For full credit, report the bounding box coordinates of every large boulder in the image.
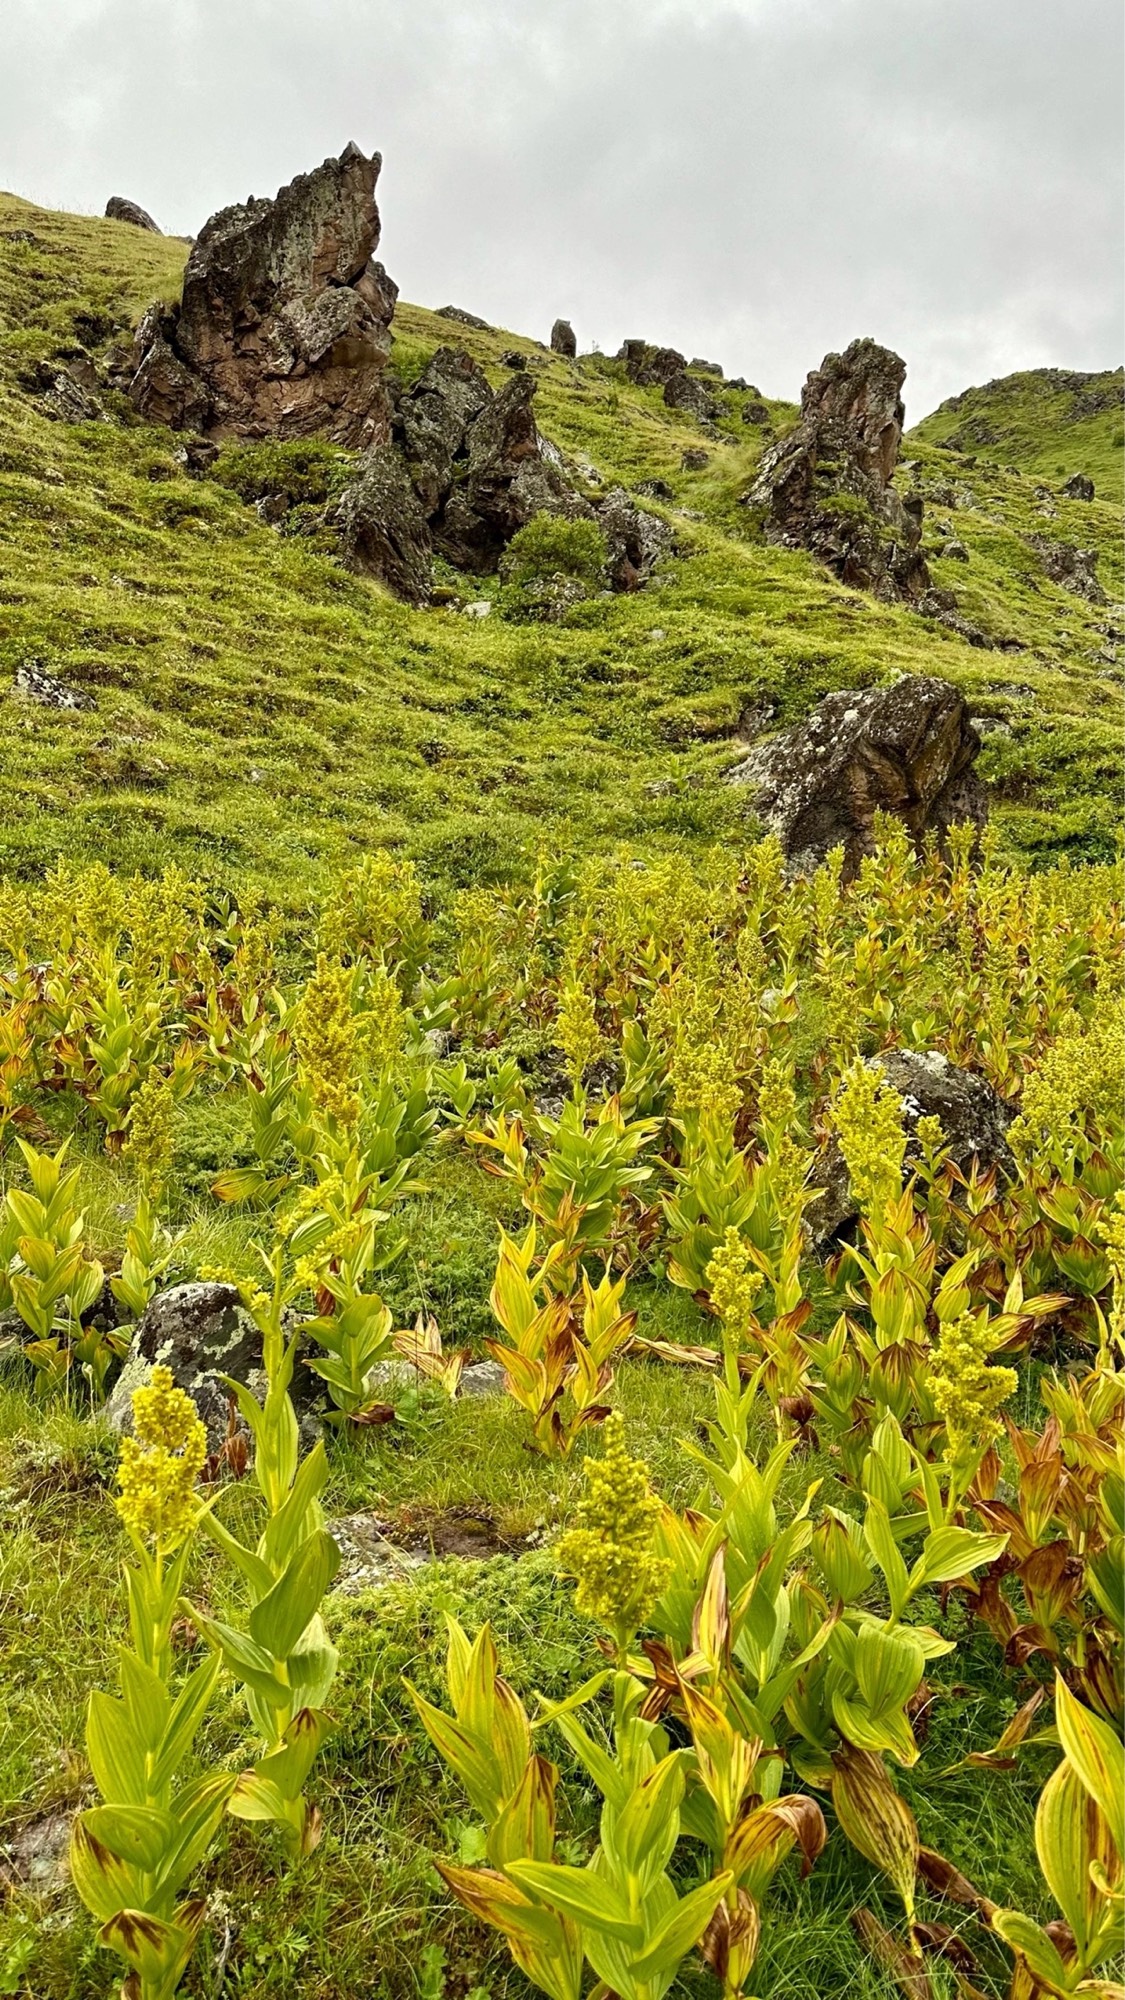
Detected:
[435,372,591,569]
[744,337,929,601]
[726,674,986,879]
[129,142,397,446]
[104,1281,323,1450]
[550,318,577,357]
[597,487,674,590]
[105,195,160,232]
[806,1049,1016,1250]
[619,340,687,389]
[663,369,719,421]
[1030,537,1106,603]
[335,447,434,604]
[398,345,493,514]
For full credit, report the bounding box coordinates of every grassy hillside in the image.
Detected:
[911,365,1125,492]
[0,190,1121,907]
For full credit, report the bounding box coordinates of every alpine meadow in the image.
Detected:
[0,111,1122,2000]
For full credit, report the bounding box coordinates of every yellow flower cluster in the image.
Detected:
[1095,1191,1125,1355]
[359,963,406,1079]
[1008,1009,1125,1166]
[557,1412,669,1644]
[705,1227,764,1349]
[554,975,602,1086]
[292,955,361,1128]
[122,1072,175,1196]
[116,1365,207,1548]
[831,1060,907,1221]
[930,1311,1018,1463]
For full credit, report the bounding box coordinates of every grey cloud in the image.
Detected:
[3,0,1121,415]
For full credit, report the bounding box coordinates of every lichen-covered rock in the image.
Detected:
[619,340,687,388]
[550,318,577,357]
[1060,473,1095,501]
[1031,537,1106,603]
[436,372,590,569]
[130,142,396,446]
[726,674,986,879]
[105,195,160,232]
[663,369,718,421]
[334,447,434,604]
[744,337,929,601]
[398,345,492,514]
[104,1281,323,1449]
[12,659,96,710]
[805,1049,1015,1249]
[597,486,674,591]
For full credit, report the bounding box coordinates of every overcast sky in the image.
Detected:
[4,0,1121,418]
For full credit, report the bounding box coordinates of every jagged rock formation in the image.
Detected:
[105,195,160,232]
[726,674,986,878]
[1061,473,1095,501]
[744,337,929,601]
[551,318,577,357]
[1032,537,1106,601]
[334,350,672,601]
[805,1049,1015,1249]
[129,142,397,446]
[335,345,631,598]
[334,448,434,605]
[619,340,686,388]
[597,487,675,591]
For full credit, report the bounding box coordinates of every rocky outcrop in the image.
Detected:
[743,337,929,601]
[619,340,687,388]
[335,346,594,592]
[129,142,397,446]
[334,447,433,604]
[435,304,491,330]
[597,487,674,591]
[1060,473,1094,501]
[551,319,577,357]
[12,659,96,710]
[726,674,986,879]
[1031,537,1106,603]
[663,369,719,421]
[105,1281,323,1450]
[105,196,160,232]
[806,1049,1015,1249]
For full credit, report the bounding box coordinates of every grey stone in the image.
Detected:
[550,319,577,357]
[104,1281,323,1450]
[681,447,710,471]
[335,445,433,604]
[1031,538,1106,603]
[726,674,986,880]
[806,1049,1015,1250]
[12,659,96,710]
[597,486,674,591]
[743,337,929,602]
[105,195,160,232]
[1060,473,1095,501]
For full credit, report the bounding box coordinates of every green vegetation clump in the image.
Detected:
[0,832,1120,1998]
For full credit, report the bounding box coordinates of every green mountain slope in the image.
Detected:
[0,189,1121,900]
[911,364,1125,491]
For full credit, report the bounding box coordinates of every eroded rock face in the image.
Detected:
[744,337,929,601]
[551,318,577,357]
[105,195,160,232]
[597,486,675,591]
[334,447,434,605]
[726,674,986,879]
[129,142,397,446]
[1061,473,1095,501]
[806,1050,1015,1249]
[1031,537,1106,603]
[619,340,687,388]
[105,1281,323,1449]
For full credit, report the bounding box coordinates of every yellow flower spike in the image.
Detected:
[557,1411,669,1650]
[115,1365,207,1550]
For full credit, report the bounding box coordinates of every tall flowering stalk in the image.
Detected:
[70,1368,234,2000]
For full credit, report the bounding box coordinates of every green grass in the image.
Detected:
[911,365,1125,492]
[0,1362,1054,2000]
[0,192,1121,903]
